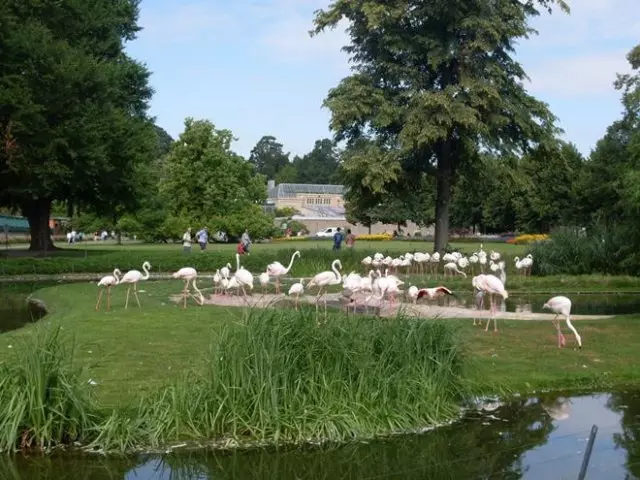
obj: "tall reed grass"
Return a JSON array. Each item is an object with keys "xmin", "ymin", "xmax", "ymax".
[
  {"xmin": 528, "ymin": 227, "xmax": 633, "ymax": 275},
  {"xmin": 0, "ymin": 325, "xmax": 97, "ymax": 452},
  {"xmin": 0, "ymin": 310, "xmax": 468, "ymax": 452},
  {"xmin": 134, "ymin": 308, "xmax": 467, "ymax": 446}
]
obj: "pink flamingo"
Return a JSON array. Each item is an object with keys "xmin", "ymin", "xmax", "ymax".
[
  {"xmin": 542, "ymin": 296, "xmax": 582, "ymax": 350},
  {"xmin": 475, "ymin": 274, "xmax": 508, "ymax": 332},
  {"xmin": 266, "ymin": 251, "xmax": 301, "ymax": 294},
  {"xmin": 172, "ymin": 267, "xmax": 204, "ymax": 308}
]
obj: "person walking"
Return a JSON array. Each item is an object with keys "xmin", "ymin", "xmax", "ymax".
[
  {"xmin": 182, "ymin": 228, "xmax": 192, "ymax": 253},
  {"xmin": 196, "ymin": 227, "xmax": 208, "ymax": 252},
  {"xmin": 241, "ymin": 229, "xmax": 251, "ymax": 254},
  {"xmin": 333, "ymin": 227, "xmax": 344, "ymax": 250},
  {"xmin": 345, "ymin": 228, "xmax": 356, "ymax": 248}
]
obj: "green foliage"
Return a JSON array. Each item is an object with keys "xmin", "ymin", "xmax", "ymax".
[
  {"xmin": 0, "ymin": 0, "xmax": 156, "ymax": 250},
  {"xmin": 0, "ymin": 325, "xmax": 96, "ymax": 451},
  {"xmin": 274, "ymin": 207, "xmax": 299, "ymax": 217},
  {"xmin": 158, "ymin": 118, "xmax": 272, "ymax": 238},
  {"xmin": 133, "ymin": 309, "xmax": 466, "ymax": 446},
  {"xmin": 293, "ymin": 138, "xmax": 340, "ymax": 184},
  {"xmin": 248, "ymin": 135, "xmax": 290, "ymax": 180},
  {"xmin": 312, "ymin": 0, "xmax": 563, "ymax": 250}
]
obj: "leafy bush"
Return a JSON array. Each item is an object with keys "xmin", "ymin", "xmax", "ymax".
[
  {"xmin": 355, "ymin": 233, "xmax": 393, "ymax": 241},
  {"xmin": 506, "ymin": 234, "xmax": 549, "ymax": 245}
]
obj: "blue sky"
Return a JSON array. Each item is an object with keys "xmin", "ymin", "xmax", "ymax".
[{"xmin": 125, "ymin": 0, "xmax": 639, "ymax": 159}]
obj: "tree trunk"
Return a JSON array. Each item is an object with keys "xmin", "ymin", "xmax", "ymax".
[
  {"xmin": 368, "ymin": 224, "xmax": 372, "ymax": 234},
  {"xmin": 24, "ymin": 198, "xmax": 55, "ymax": 252},
  {"xmin": 434, "ymin": 145, "xmax": 454, "ymax": 253}
]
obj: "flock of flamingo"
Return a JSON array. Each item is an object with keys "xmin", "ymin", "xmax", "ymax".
[{"xmin": 95, "ymin": 244, "xmax": 582, "ymax": 350}]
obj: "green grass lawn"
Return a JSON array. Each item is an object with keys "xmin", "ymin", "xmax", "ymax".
[{"xmin": 2, "ymin": 281, "xmax": 640, "ymax": 409}]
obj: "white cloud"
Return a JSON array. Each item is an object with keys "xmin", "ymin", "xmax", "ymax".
[
  {"xmin": 526, "ymin": 52, "xmax": 632, "ymax": 96},
  {"xmin": 525, "ymin": 0, "xmax": 639, "ymax": 48}
]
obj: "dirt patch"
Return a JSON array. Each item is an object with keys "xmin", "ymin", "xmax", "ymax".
[{"xmin": 169, "ymin": 290, "xmax": 614, "ymax": 321}]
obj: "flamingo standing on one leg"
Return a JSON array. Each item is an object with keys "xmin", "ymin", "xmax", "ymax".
[
  {"xmin": 119, "ymin": 261, "xmax": 151, "ymax": 309},
  {"xmin": 288, "ymin": 279, "xmax": 304, "ymax": 309},
  {"xmin": 542, "ymin": 296, "xmax": 582, "ymax": 350},
  {"xmin": 96, "ymin": 268, "xmax": 121, "ymax": 311},
  {"xmin": 267, "ymin": 251, "xmax": 301, "ymax": 294},
  {"xmin": 172, "ymin": 267, "xmax": 204, "ymax": 308}
]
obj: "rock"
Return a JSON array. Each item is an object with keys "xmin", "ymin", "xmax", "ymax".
[{"xmin": 26, "ymin": 297, "xmax": 48, "ymax": 319}]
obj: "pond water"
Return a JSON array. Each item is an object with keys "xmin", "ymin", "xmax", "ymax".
[
  {"xmin": 425, "ymin": 292, "xmax": 640, "ymax": 315},
  {"xmin": 5, "ymin": 390, "xmax": 640, "ymax": 479}
]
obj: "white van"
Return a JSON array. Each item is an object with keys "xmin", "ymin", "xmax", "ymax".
[{"xmin": 315, "ymin": 227, "xmax": 340, "ymax": 238}]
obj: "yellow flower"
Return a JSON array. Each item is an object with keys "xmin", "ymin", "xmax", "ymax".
[{"xmin": 355, "ymin": 234, "xmax": 393, "ymax": 241}]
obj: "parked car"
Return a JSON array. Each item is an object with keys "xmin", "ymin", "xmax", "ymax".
[{"xmin": 315, "ymin": 227, "xmax": 340, "ymax": 238}]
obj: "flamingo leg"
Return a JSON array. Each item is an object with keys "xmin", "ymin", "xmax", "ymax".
[
  {"xmin": 107, "ymin": 286, "xmax": 111, "ymax": 311},
  {"xmin": 125, "ymin": 287, "xmax": 131, "ymax": 309},
  {"xmin": 182, "ymin": 279, "xmax": 189, "ymax": 309},
  {"xmin": 133, "ymin": 283, "xmax": 141, "ymax": 308},
  {"xmin": 295, "ymin": 293, "xmax": 299, "ymax": 310},
  {"xmin": 95, "ymin": 288, "xmax": 104, "ymax": 311}
]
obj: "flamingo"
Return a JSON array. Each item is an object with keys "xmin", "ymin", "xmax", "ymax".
[
  {"xmin": 288, "ymin": 279, "xmax": 304, "ymax": 309},
  {"xmin": 258, "ymin": 271, "xmax": 270, "ymax": 294},
  {"xmin": 213, "ymin": 269, "xmax": 222, "ymax": 294},
  {"xmin": 416, "ymin": 286, "xmax": 454, "ymax": 303},
  {"xmin": 96, "ymin": 268, "xmax": 121, "ymax": 311},
  {"xmin": 233, "ymin": 253, "xmax": 254, "ymax": 296},
  {"xmin": 542, "ymin": 296, "xmax": 582, "ymax": 349},
  {"xmin": 472, "ymin": 274, "xmax": 487, "ymax": 327},
  {"xmin": 444, "ymin": 262, "xmax": 467, "ymax": 278},
  {"xmin": 266, "ymin": 251, "xmax": 301, "ymax": 294},
  {"xmin": 306, "ymin": 259, "xmax": 342, "ymax": 316},
  {"xmin": 342, "ymin": 271, "xmax": 363, "ymax": 312},
  {"xmin": 171, "ymin": 267, "xmax": 204, "ymax": 308},
  {"xmin": 119, "ymin": 261, "xmax": 151, "ymax": 309},
  {"xmin": 220, "ymin": 263, "xmax": 232, "ymax": 280},
  {"xmin": 475, "ymin": 274, "xmax": 508, "ymax": 332}
]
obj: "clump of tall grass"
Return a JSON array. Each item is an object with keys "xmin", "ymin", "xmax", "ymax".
[
  {"xmin": 0, "ymin": 325, "xmax": 97, "ymax": 452},
  {"xmin": 528, "ymin": 227, "xmax": 632, "ymax": 275},
  {"xmin": 136, "ymin": 308, "xmax": 468, "ymax": 446}
]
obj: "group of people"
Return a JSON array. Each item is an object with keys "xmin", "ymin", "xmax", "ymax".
[
  {"xmin": 332, "ymin": 227, "xmax": 356, "ymax": 250},
  {"xmin": 181, "ymin": 227, "xmax": 252, "ymax": 254}
]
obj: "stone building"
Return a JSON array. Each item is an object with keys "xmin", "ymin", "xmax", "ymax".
[{"xmin": 266, "ymin": 180, "xmax": 430, "ymax": 236}]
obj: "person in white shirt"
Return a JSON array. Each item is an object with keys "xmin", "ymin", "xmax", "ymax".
[{"xmin": 182, "ymin": 228, "xmax": 192, "ymax": 253}]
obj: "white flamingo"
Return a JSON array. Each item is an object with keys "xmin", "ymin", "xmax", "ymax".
[
  {"xmin": 96, "ymin": 268, "xmax": 121, "ymax": 311},
  {"xmin": 306, "ymin": 259, "xmax": 342, "ymax": 316},
  {"xmin": 171, "ymin": 267, "xmax": 204, "ymax": 308},
  {"xmin": 542, "ymin": 296, "xmax": 582, "ymax": 349},
  {"xmin": 233, "ymin": 253, "xmax": 254, "ymax": 296},
  {"xmin": 266, "ymin": 251, "xmax": 301, "ymax": 294},
  {"xmin": 288, "ymin": 279, "xmax": 304, "ymax": 309},
  {"xmin": 416, "ymin": 286, "xmax": 453, "ymax": 304},
  {"xmin": 120, "ymin": 261, "xmax": 151, "ymax": 309},
  {"xmin": 444, "ymin": 262, "xmax": 467, "ymax": 278},
  {"xmin": 475, "ymin": 274, "xmax": 508, "ymax": 332},
  {"xmin": 213, "ymin": 269, "xmax": 222, "ymax": 294},
  {"xmin": 220, "ymin": 263, "xmax": 232, "ymax": 279},
  {"xmin": 259, "ymin": 271, "xmax": 270, "ymax": 294}
]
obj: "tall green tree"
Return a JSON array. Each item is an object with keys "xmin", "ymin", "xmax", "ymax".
[
  {"xmin": 294, "ymin": 138, "xmax": 340, "ymax": 184},
  {"xmin": 160, "ymin": 118, "xmax": 271, "ymax": 238},
  {"xmin": 248, "ymin": 135, "xmax": 290, "ymax": 180},
  {"xmin": 514, "ymin": 142, "xmax": 584, "ymax": 232},
  {"xmin": 0, "ymin": 0, "xmax": 156, "ymax": 250},
  {"xmin": 312, "ymin": 0, "xmax": 563, "ymax": 252}
]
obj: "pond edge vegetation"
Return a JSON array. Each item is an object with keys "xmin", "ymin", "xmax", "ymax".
[{"xmin": 0, "ymin": 309, "xmax": 470, "ymax": 454}]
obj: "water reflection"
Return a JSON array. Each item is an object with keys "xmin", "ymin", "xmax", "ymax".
[
  {"xmin": 429, "ymin": 293, "xmax": 640, "ymax": 315},
  {"xmin": 5, "ymin": 391, "xmax": 640, "ymax": 479}
]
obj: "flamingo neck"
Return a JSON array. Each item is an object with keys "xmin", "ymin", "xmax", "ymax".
[
  {"xmin": 142, "ymin": 264, "xmax": 150, "ymax": 280},
  {"xmin": 235, "ymin": 254, "xmax": 240, "ymax": 272},
  {"xmin": 332, "ymin": 261, "xmax": 341, "ymax": 281},
  {"xmin": 285, "ymin": 251, "xmax": 299, "ymax": 273},
  {"xmin": 113, "ymin": 269, "xmax": 121, "ymax": 283}
]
